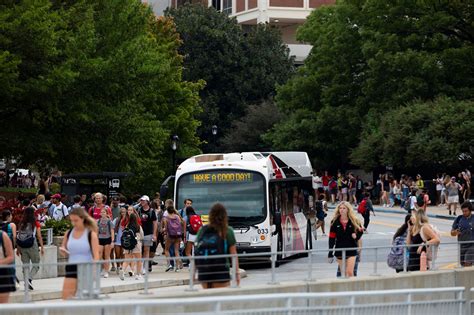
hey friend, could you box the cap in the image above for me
[140,195,150,202]
[51,193,62,199]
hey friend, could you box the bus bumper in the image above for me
[236,246,271,259]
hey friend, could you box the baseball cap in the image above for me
[140,195,150,202]
[51,193,62,199]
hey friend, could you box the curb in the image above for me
[328,205,455,221]
[10,269,247,302]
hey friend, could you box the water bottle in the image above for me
[420,251,427,271]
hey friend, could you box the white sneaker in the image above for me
[135,274,142,280]
[103,272,109,278]
[119,270,124,281]
[174,268,180,273]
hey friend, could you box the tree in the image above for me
[265,0,474,170]
[167,5,294,151]
[221,100,282,152]
[351,97,474,170]
[0,0,202,194]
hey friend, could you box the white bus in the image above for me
[173,152,315,261]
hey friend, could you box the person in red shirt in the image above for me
[322,171,331,201]
[89,193,112,220]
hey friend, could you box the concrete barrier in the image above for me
[15,245,58,280]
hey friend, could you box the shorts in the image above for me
[197,266,230,283]
[341,188,348,194]
[349,188,356,196]
[448,196,459,204]
[65,264,78,279]
[187,233,197,243]
[125,241,142,255]
[330,189,338,195]
[99,237,112,246]
[143,235,153,247]
[0,266,16,293]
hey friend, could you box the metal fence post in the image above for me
[140,258,151,295]
[23,265,30,303]
[306,249,313,282]
[230,255,238,288]
[268,252,278,285]
[371,247,380,276]
[94,261,101,298]
[185,256,197,291]
[350,295,355,315]
[456,289,463,315]
[430,245,437,271]
[341,250,346,278]
[407,293,412,315]
[457,242,462,268]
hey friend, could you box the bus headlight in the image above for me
[251,235,266,244]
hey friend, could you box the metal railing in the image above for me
[40,228,53,246]
[2,240,474,303]
[0,287,466,315]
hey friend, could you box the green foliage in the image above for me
[266,0,474,169]
[167,5,294,151]
[221,100,282,152]
[0,0,202,194]
[45,218,72,236]
[351,97,474,170]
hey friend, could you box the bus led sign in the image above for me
[191,172,253,184]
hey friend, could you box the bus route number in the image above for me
[257,228,269,235]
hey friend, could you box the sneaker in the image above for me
[151,261,158,266]
[449,210,452,215]
[148,265,153,272]
[128,271,133,277]
[103,272,109,278]
[165,265,173,272]
[27,279,34,291]
[174,268,180,273]
[135,274,142,280]
[110,266,116,272]
[116,267,121,275]
[119,270,124,281]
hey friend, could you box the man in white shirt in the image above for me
[51,193,69,221]
[312,171,323,199]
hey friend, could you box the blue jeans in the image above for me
[401,188,409,207]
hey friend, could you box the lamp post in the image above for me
[171,134,179,172]
[211,125,218,153]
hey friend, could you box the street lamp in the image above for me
[171,134,179,172]
[211,125,218,153]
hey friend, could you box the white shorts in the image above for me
[143,234,153,247]
[448,196,459,204]
[187,233,197,243]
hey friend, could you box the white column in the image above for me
[232,0,236,15]
[303,0,309,9]
[257,0,269,23]
[220,0,224,11]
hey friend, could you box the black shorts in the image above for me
[65,264,78,279]
[99,237,112,246]
[0,266,16,293]
[197,266,230,283]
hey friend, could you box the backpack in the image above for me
[195,226,228,270]
[416,194,425,207]
[420,224,441,261]
[121,227,138,250]
[358,199,367,214]
[188,215,203,235]
[315,200,323,213]
[404,196,412,211]
[329,180,337,190]
[387,234,407,270]
[16,224,36,248]
[166,216,183,237]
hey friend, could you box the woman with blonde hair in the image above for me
[60,208,99,299]
[328,201,364,277]
[407,210,440,271]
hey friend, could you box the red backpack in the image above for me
[358,199,367,214]
[188,214,203,235]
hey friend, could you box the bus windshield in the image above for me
[176,170,266,225]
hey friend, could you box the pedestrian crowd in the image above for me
[0,190,239,302]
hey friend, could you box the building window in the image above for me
[223,0,232,14]
[212,0,221,10]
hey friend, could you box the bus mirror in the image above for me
[160,184,168,199]
[273,211,281,225]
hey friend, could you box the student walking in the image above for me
[16,207,44,290]
[97,208,114,278]
[451,202,474,267]
[358,193,375,231]
[113,207,127,273]
[407,211,440,271]
[120,211,144,280]
[60,208,99,300]
[195,203,240,289]
[0,230,15,303]
[184,206,202,261]
[387,215,411,273]
[314,195,328,236]
[163,205,185,272]
[328,202,364,277]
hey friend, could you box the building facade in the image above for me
[147,0,335,62]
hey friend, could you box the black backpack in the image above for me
[195,226,228,270]
[416,194,425,207]
[121,227,138,250]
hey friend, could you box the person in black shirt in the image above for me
[328,201,364,277]
[137,195,157,272]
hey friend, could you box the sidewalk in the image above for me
[10,267,190,303]
[329,203,457,220]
